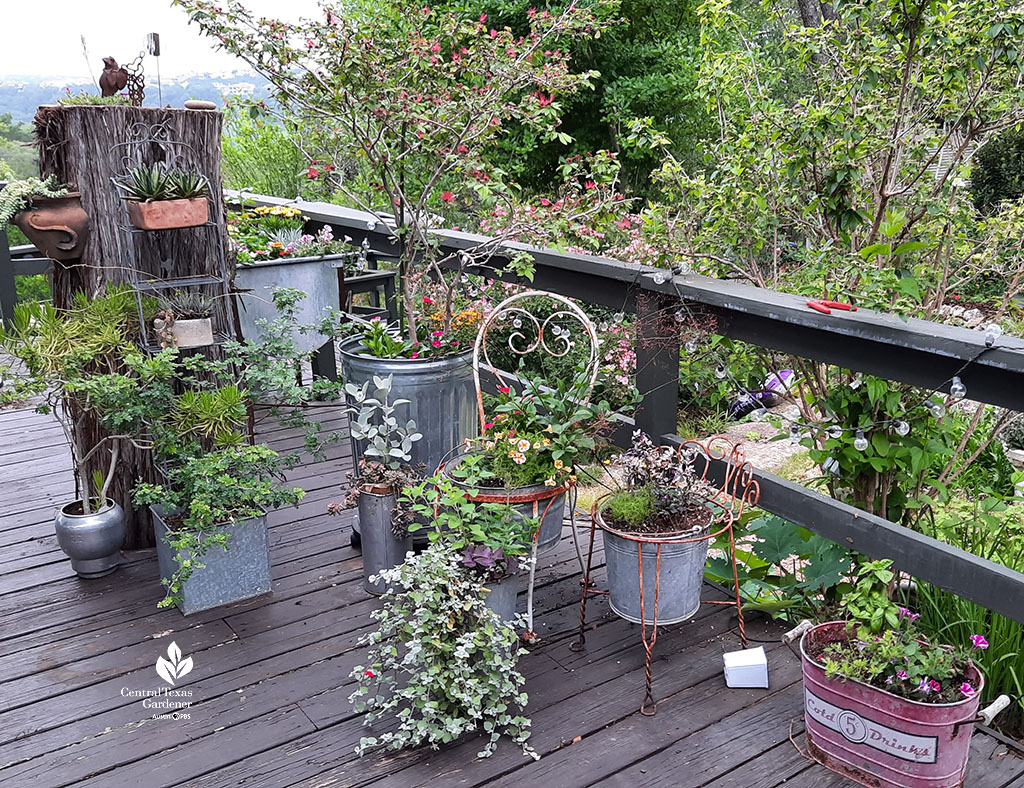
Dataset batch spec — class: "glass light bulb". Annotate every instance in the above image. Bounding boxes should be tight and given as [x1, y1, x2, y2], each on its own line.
[614, 312, 625, 323]
[850, 373, 862, 390]
[675, 310, 686, 322]
[825, 425, 843, 440]
[929, 401, 946, 418]
[652, 271, 668, 284]
[685, 340, 699, 353]
[598, 321, 609, 332]
[715, 365, 727, 379]
[894, 420, 910, 436]
[854, 430, 869, 451]
[984, 323, 1003, 347]
[789, 423, 802, 443]
[949, 376, 966, 400]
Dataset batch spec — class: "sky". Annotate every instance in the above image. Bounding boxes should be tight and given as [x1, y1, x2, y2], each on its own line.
[0, 0, 324, 79]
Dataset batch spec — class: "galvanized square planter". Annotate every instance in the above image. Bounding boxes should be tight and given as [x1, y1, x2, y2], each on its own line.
[152, 505, 272, 615]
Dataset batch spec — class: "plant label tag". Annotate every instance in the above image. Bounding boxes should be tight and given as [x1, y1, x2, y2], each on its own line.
[723, 646, 769, 688]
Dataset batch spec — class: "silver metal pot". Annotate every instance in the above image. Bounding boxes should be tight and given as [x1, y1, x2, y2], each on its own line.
[54, 499, 126, 578]
[481, 572, 522, 623]
[358, 489, 412, 595]
[235, 255, 346, 354]
[598, 506, 711, 625]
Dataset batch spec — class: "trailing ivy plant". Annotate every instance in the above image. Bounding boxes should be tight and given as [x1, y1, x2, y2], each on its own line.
[0, 175, 68, 229]
[350, 543, 535, 759]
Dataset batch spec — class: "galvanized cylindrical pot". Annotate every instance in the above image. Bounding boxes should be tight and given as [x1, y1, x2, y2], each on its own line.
[152, 505, 272, 615]
[800, 621, 983, 788]
[358, 489, 412, 595]
[481, 573, 522, 623]
[235, 255, 348, 354]
[340, 337, 477, 540]
[597, 506, 711, 625]
[443, 454, 568, 553]
[54, 499, 126, 578]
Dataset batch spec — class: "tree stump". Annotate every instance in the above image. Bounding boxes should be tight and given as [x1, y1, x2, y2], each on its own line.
[34, 105, 235, 549]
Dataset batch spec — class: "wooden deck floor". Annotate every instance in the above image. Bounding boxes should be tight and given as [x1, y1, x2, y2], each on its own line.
[1, 402, 1022, 788]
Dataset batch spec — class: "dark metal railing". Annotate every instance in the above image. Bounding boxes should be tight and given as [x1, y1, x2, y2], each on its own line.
[5, 191, 1024, 623]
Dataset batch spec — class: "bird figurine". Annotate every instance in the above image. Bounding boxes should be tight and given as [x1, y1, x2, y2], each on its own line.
[99, 57, 128, 97]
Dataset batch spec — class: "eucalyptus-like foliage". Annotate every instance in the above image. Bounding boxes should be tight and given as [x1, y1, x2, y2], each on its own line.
[350, 544, 535, 759]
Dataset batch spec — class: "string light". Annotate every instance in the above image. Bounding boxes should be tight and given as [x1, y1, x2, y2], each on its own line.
[789, 423, 802, 443]
[984, 323, 1003, 347]
[715, 365, 727, 379]
[928, 400, 946, 418]
[854, 430, 869, 451]
[825, 425, 843, 439]
[894, 420, 910, 436]
[850, 372, 862, 390]
[949, 376, 966, 400]
[652, 271, 669, 285]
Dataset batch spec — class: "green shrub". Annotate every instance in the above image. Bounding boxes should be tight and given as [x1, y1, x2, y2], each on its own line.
[971, 127, 1024, 213]
[1002, 412, 1024, 450]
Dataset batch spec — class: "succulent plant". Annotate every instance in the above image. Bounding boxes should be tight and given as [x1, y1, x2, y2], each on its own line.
[116, 166, 210, 202]
[157, 290, 215, 320]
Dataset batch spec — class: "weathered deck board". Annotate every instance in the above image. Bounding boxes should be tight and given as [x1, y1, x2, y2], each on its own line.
[0, 402, 1021, 788]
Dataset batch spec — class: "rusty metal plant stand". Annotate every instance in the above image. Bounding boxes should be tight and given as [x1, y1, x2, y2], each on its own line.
[468, 290, 600, 641]
[570, 437, 760, 715]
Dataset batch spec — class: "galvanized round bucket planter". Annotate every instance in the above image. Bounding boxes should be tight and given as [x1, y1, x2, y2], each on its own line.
[799, 621, 984, 788]
[596, 504, 713, 626]
[340, 338, 477, 542]
[442, 453, 569, 553]
[54, 498, 125, 578]
[339, 338, 477, 474]
[358, 488, 412, 596]
[481, 572, 522, 623]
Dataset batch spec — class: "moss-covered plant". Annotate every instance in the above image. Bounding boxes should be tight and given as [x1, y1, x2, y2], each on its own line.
[602, 430, 716, 536]
[0, 176, 68, 229]
[350, 544, 536, 759]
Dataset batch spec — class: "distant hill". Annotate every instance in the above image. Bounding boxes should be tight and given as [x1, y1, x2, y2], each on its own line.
[0, 72, 274, 123]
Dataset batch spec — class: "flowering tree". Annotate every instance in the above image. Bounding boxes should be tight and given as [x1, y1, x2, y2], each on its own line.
[176, 0, 616, 340]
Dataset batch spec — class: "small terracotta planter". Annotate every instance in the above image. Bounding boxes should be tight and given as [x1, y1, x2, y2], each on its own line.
[12, 193, 90, 261]
[127, 197, 209, 230]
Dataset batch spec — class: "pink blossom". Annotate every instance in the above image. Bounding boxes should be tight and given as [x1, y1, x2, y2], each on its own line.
[441, 191, 455, 203]
[928, 680, 941, 693]
[497, 386, 511, 394]
[960, 682, 976, 698]
[422, 296, 434, 305]
[896, 670, 908, 680]
[306, 167, 320, 179]
[970, 635, 989, 649]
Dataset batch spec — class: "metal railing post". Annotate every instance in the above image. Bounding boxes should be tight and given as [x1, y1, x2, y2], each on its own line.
[0, 227, 15, 328]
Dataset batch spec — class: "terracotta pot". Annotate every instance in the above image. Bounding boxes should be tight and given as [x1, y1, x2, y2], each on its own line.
[799, 621, 983, 788]
[12, 193, 90, 261]
[127, 197, 209, 230]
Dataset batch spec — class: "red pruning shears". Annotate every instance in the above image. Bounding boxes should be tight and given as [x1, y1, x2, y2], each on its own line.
[806, 299, 858, 315]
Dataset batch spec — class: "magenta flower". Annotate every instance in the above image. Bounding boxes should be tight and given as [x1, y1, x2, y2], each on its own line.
[969, 635, 989, 650]
[960, 682, 976, 698]
[896, 670, 908, 680]
[929, 680, 941, 693]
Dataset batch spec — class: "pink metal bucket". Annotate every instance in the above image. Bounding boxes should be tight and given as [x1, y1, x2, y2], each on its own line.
[799, 621, 983, 788]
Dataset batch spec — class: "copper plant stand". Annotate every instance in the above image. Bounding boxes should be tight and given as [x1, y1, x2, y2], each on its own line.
[570, 436, 760, 715]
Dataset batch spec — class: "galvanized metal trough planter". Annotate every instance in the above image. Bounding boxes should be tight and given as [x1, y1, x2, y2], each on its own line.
[794, 620, 1004, 788]
[152, 505, 272, 615]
